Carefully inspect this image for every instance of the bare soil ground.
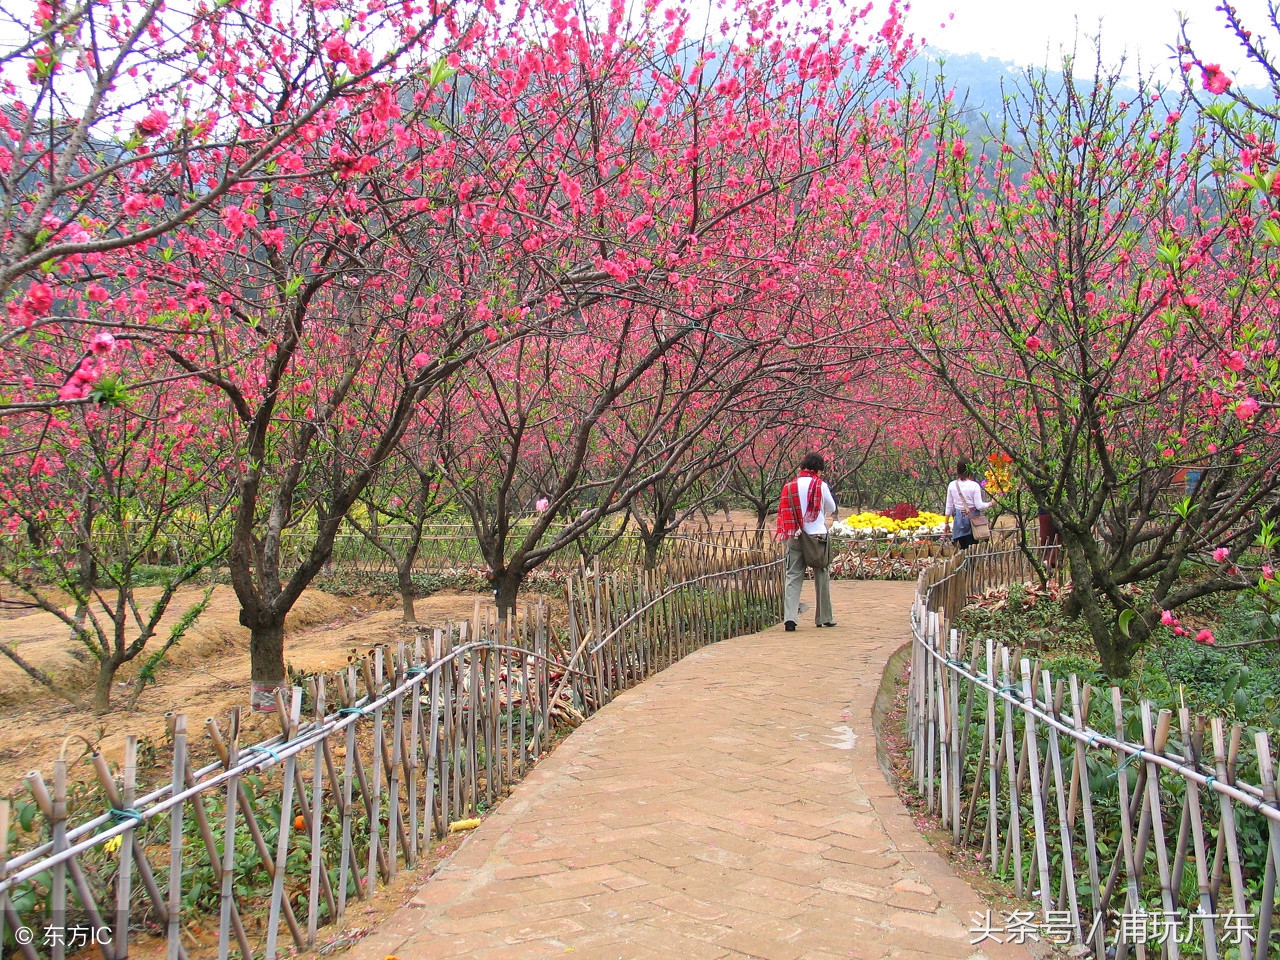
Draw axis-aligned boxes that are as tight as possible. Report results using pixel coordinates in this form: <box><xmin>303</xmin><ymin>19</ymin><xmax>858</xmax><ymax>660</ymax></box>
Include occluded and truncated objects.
<box><xmin>0</xmin><ymin>508</ymin><xmax>760</xmax><ymax>790</ymax></box>
<box><xmin>0</xmin><ymin>584</ymin><xmax>539</xmax><ymax>791</ymax></box>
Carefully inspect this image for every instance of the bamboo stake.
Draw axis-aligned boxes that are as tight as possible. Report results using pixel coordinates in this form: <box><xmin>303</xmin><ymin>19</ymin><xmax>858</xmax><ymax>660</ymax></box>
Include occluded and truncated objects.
<box><xmin>1253</xmin><ymin>731</ymin><xmax>1280</xmax><ymax>960</ymax></box>
<box><xmin>1068</xmin><ymin>678</ymin><xmax>1104</xmax><ymax>957</ymax></box>
<box><xmin>1040</xmin><ymin>672</ymin><xmax>1080</xmax><ymax>940</ymax></box>
<box><xmin>1140</xmin><ymin>703</ymin><xmax>1178</xmax><ymax>960</ymax></box>
<box><xmin>1109</xmin><ymin>688</ymin><xmax>1145</xmax><ymax>960</ymax></box>
<box><xmin>88</xmin><ymin>750</ymin><xmax>189</xmax><ymax>960</ymax></box>
<box><xmin>365</xmin><ymin>651</ymin><xmax>385</xmax><ymax>889</ymax></box>
<box><xmin>165</xmin><ymin>717</ymin><xmax>186</xmax><ymax>960</ymax></box>
<box><xmin>264</xmin><ymin>689</ymin><xmax>302</xmax><ymax>960</ymax></box>
<box><xmin>1212</xmin><ymin>718</ymin><xmax>1253</xmax><ymax>960</ymax></box>
<box><xmin>409</xmin><ymin>637</ymin><xmax>423</xmax><ymax>865</ymax></box>
<box><xmin>388</xmin><ymin>653</ymin><xmax>404</xmax><ymax>881</ymax></box>
<box><xmin>1019</xmin><ymin>660</ymin><xmax>1052</xmax><ymax>917</ymax></box>
<box><xmin>216</xmin><ymin>714</ymin><xmax>240</xmax><ymax>960</ymax></box>
<box><xmin>118</xmin><ymin>738</ymin><xmax>137</xmax><ymax>960</ymax></box>
<box><xmin>307</xmin><ymin>679</ymin><xmax>326</xmax><ymax>944</ymax></box>
<box><xmin>336</xmin><ymin>670</ymin><xmax>359</xmax><ymax>915</ymax></box>
<box><xmin>1001</xmin><ymin>646</ymin><xmax>1023</xmax><ymax>893</ymax></box>
<box><xmin>1178</xmin><ymin>709</ymin><xmax>1218</xmax><ymax>960</ymax></box>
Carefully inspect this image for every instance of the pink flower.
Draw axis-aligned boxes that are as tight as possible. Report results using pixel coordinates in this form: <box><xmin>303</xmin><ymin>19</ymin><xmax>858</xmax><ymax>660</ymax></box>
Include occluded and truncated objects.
<box><xmin>221</xmin><ymin>205</ymin><xmax>256</xmax><ymax>238</ymax></box>
<box><xmin>89</xmin><ymin>332</ymin><xmax>115</xmax><ymax>355</ymax></box>
<box><xmin>24</xmin><ymin>282</ymin><xmax>53</xmax><ymax>315</ymax></box>
<box><xmin>536</xmin><ymin>497</ymin><xmax>550</xmax><ymax>512</ymax></box>
<box><xmin>1201</xmin><ymin>64</ymin><xmax>1231</xmax><ymax>95</ymax></box>
<box><xmin>626</xmin><ymin>214</ymin><xmax>653</xmax><ymax>237</ymax></box>
<box><xmin>411</xmin><ymin>352</ymin><xmax>431</xmax><ymax>367</ymax></box>
<box><xmin>134</xmin><ymin>109</ymin><xmax>168</xmax><ymax>138</ymax></box>
<box><xmin>951</xmin><ymin>139</ymin><xmax>965</xmax><ymax>159</ymax></box>
<box><xmin>324</xmin><ymin>34</ymin><xmax>353</xmax><ymax>63</ymax></box>
<box><xmin>1195</xmin><ymin>629</ymin><xmax>1216</xmax><ymax>645</ymax></box>
<box><xmin>1025</xmin><ymin>335</ymin><xmax>1041</xmax><ymax>352</ymax></box>
<box><xmin>1236</xmin><ymin>397</ymin><xmax>1260</xmax><ymax>420</ymax></box>
<box><xmin>1225</xmin><ymin>351</ymin><xmax>1246</xmax><ymax>373</ymax></box>
<box><xmin>86</xmin><ymin>283</ymin><xmax>108</xmax><ymax>302</ymax></box>
<box><xmin>1264</xmin><ymin>565</ymin><xmax>1275</xmax><ymax>580</ymax></box>
<box><xmin>1213</xmin><ymin>547</ymin><xmax>1230</xmax><ymax>563</ymax></box>
<box><xmin>1161</xmin><ymin>610</ymin><xmax>1176</xmax><ymax>626</ymax></box>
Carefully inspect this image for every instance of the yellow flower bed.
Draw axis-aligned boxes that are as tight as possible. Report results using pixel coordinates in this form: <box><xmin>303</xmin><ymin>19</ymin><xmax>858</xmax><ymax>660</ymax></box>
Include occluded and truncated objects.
<box><xmin>831</xmin><ymin>511</ymin><xmax>948</xmax><ymax>540</ymax></box>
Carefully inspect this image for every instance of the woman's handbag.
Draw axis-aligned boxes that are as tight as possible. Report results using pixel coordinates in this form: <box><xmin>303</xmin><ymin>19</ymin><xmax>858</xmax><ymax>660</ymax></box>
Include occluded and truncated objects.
<box><xmin>798</xmin><ymin>531</ymin><xmax>830</xmax><ymax>569</ymax></box>
<box><xmin>956</xmin><ymin>483</ymin><xmax>991</xmax><ymax>541</ymax></box>
<box><xmin>970</xmin><ymin>512</ymin><xmax>992</xmax><ymax>541</ymax></box>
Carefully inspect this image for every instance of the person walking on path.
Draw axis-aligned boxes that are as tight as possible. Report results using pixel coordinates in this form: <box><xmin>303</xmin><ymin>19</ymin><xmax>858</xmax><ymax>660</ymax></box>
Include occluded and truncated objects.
<box><xmin>944</xmin><ymin>459</ymin><xmax>991</xmax><ymax>550</ymax></box>
<box><xmin>775</xmin><ymin>452</ymin><xmax>838</xmax><ymax>631</ymax></box>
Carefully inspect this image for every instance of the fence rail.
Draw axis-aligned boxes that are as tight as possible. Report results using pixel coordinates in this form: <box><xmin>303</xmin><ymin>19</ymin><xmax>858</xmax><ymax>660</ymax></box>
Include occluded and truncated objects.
<box><xmin>0</xmin><ymin>542</ymin><xmax>783</xmax><ymax>960</ymax></box>
<box><xmin>909</xmin><ymin>545</ymin><xmax>1280</xmax><ymax>959</ymax></box>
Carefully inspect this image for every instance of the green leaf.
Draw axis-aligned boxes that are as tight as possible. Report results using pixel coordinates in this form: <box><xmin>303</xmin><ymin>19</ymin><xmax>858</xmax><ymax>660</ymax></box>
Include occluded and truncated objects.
<box><xmin>428</xmin><ymin>58</ymin><xmax>458</xmax><ymax>89</ymax></box>
<box><xmin>1119</xmin><ymin>609</ymin><xmax>1135</xmax><ymax>638</ymax></box>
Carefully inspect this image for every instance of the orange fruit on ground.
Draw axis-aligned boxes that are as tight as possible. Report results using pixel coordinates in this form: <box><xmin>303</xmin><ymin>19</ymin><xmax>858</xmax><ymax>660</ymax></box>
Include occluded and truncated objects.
<box><xmin>294</xmin><ymin>815</ymin><xmax>306</xmax><ymax>830</ymax></box>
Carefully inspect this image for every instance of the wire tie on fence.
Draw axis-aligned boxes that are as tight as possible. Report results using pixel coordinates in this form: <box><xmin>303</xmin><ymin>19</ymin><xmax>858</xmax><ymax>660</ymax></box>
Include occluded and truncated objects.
<box><xmin>242</xmin><ymin>744</ymin><xmax>283</xmax><ymax>765</ymax></box>
<box><xmin>1204</xmin><ymin>775</ymin><xmax>1218</xmax><ymax>791</ymax></box>
<box><xmin>1086</xmin><ymin>733</ymin><xmax>1099</xmax><ymax>746</ymax></box>
<box><xmin>108</xmin><ymin>806</ymin><xmax>145</xmax><ymax>825</ymax></box>
<box><xmin>405</xmin><ymin>666</ymin><xmax>429</xmax><ymax>678</ymax></box>
<box><xmin>337</xmin><ymin>705</ymin><xmax>368</xmax><ymax>717</ymax></box>
<box><xmin>1108</xmin><ymin>749</ymin><xmax>1143</xmax><ymax>778</ymax></box>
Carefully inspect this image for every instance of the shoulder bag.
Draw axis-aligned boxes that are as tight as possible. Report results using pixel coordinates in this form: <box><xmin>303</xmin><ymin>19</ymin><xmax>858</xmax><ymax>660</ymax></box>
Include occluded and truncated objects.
<box><xmin>795</xmin><ymin>478</ymin><xmax>831</xmax><ymax>568</ymax></box>
<box><xmin>956</xmin><ymin>482</ymin><xmax>991</xmax><ymax>541</ymax></box>
<box><xmin>798</xmin><ymin>529</ymin><xmax>830</xmax><ymax>568</ymax></box>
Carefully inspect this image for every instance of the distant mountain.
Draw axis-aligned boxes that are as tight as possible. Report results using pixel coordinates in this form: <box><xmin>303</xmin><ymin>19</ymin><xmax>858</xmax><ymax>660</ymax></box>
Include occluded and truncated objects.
<box><xmin>895</xmin><ymin>49</ymin><xmax>1275</xmax><ymax>143</ymax></box>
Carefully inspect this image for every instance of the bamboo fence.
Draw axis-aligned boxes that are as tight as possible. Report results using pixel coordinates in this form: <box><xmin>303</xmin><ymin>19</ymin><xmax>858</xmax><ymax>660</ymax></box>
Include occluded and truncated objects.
<box><xmin>909</xmin><ymin>545</ymin><xmax>1280</xmax><ymax>959</ymax></box>
<box><xmin>286</xmin><ymin>525</ymin><xmax>768</xmax><ymax>577</ymax></box>
<box><xmin>0</xmin><ymin>543</ymin><xmax>782</xmax><ymax>960</ymax></box>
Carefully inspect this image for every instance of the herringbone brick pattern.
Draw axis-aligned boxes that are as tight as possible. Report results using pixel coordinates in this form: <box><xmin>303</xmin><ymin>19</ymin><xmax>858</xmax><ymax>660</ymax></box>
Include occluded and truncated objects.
<box><xmin>345</xmin><ymin>581</ymin><xmax>1033</xmax><ymax>960</ymax></box>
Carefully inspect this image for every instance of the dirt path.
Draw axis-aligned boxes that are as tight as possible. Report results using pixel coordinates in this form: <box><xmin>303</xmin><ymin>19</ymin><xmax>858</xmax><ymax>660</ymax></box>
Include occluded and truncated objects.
<box><xmin>342</xmin><ymin>580</ymin><xmax>1034</xmax><ymax>960</ymax></box>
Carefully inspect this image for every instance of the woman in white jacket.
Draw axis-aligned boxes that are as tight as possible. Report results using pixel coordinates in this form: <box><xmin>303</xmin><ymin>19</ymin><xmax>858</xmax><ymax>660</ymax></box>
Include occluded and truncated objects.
<box><xmin>945</xmin><ymin>460</ymin><xmax>991</xmax><ymax>549</ymax></box>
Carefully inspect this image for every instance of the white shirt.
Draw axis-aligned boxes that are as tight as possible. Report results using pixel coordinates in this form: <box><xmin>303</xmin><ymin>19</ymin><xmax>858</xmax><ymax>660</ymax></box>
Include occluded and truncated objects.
<box><xmin>945</xmin><ymin>479</ymin><xmax>990</xmax><ymax>519</ymax></box>
<box><xmin>796</xmin><ymin>476</ymin><xmax>837</xmax><ymax>535</ymax></box>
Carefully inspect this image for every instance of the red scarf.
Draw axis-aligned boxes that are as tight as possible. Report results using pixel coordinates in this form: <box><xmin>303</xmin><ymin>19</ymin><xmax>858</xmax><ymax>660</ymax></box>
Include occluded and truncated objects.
<box><xmin>775</xmin><ymin>470</ymin><xmax>824</xmax><ymax>541</ymax></box>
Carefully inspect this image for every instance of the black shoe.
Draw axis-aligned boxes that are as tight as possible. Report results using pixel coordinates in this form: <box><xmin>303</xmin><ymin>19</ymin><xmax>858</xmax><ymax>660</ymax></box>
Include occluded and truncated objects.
<box><xmin>784</xmin><ymin>621</ymin><xmax>797</xmax><ymax>632</ymax></box>
<box><xmin>818</xmin><ymin>621</ymin><xmax>837</xmax><ymax>628</ymax></box>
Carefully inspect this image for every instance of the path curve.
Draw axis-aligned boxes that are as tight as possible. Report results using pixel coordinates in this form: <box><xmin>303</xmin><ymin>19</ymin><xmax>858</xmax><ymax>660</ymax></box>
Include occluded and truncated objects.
<box><xmin>347</xmin><ymin>581</ymin><xmax>1034</xmax><ymax>960</ymax></box>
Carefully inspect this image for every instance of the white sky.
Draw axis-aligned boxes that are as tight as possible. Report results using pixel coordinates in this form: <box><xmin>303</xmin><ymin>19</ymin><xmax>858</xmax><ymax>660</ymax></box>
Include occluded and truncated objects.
<box><xmin>901</xmin><ymin>0</ymin><xmax>1276</xmax><ymax>86</ymax></box>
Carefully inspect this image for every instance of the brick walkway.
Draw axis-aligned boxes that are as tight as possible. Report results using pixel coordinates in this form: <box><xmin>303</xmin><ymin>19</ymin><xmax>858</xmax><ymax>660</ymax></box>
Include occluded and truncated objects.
<box><xmin>347</xmin><ymin>581</ymin><xmax>1034</xmax><ymax>960</ymax></box>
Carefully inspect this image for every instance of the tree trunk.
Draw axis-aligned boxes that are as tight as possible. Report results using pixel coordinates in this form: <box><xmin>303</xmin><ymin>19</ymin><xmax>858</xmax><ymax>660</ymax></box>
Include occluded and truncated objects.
<box><xmin>1062</xmin><ymin>531</ymin><xmax>1135</xmax><ymax>678</ymax></box>
<box><xmin>494</xmin><ymin>568</ymin><xmax>525</xmax><ymax>619</ymax></box>
<box><xmin>91</xmin><ymin>657</ymin><xmax>119</xmax><ymax>714</ymax></box>
<box><xmin>248</xmin><ymin>618</ymin><xmax>287</xmax><ymax>711</ymax></box>
<box><xmin>642</xmin><ymin>536</ymin><xmax>663</xmax><ymax>570</ymax></box>
<box><xmin>398</xmin><ymin>563</ymin><xmax>416</xmax><ymax>622</ymax></box>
